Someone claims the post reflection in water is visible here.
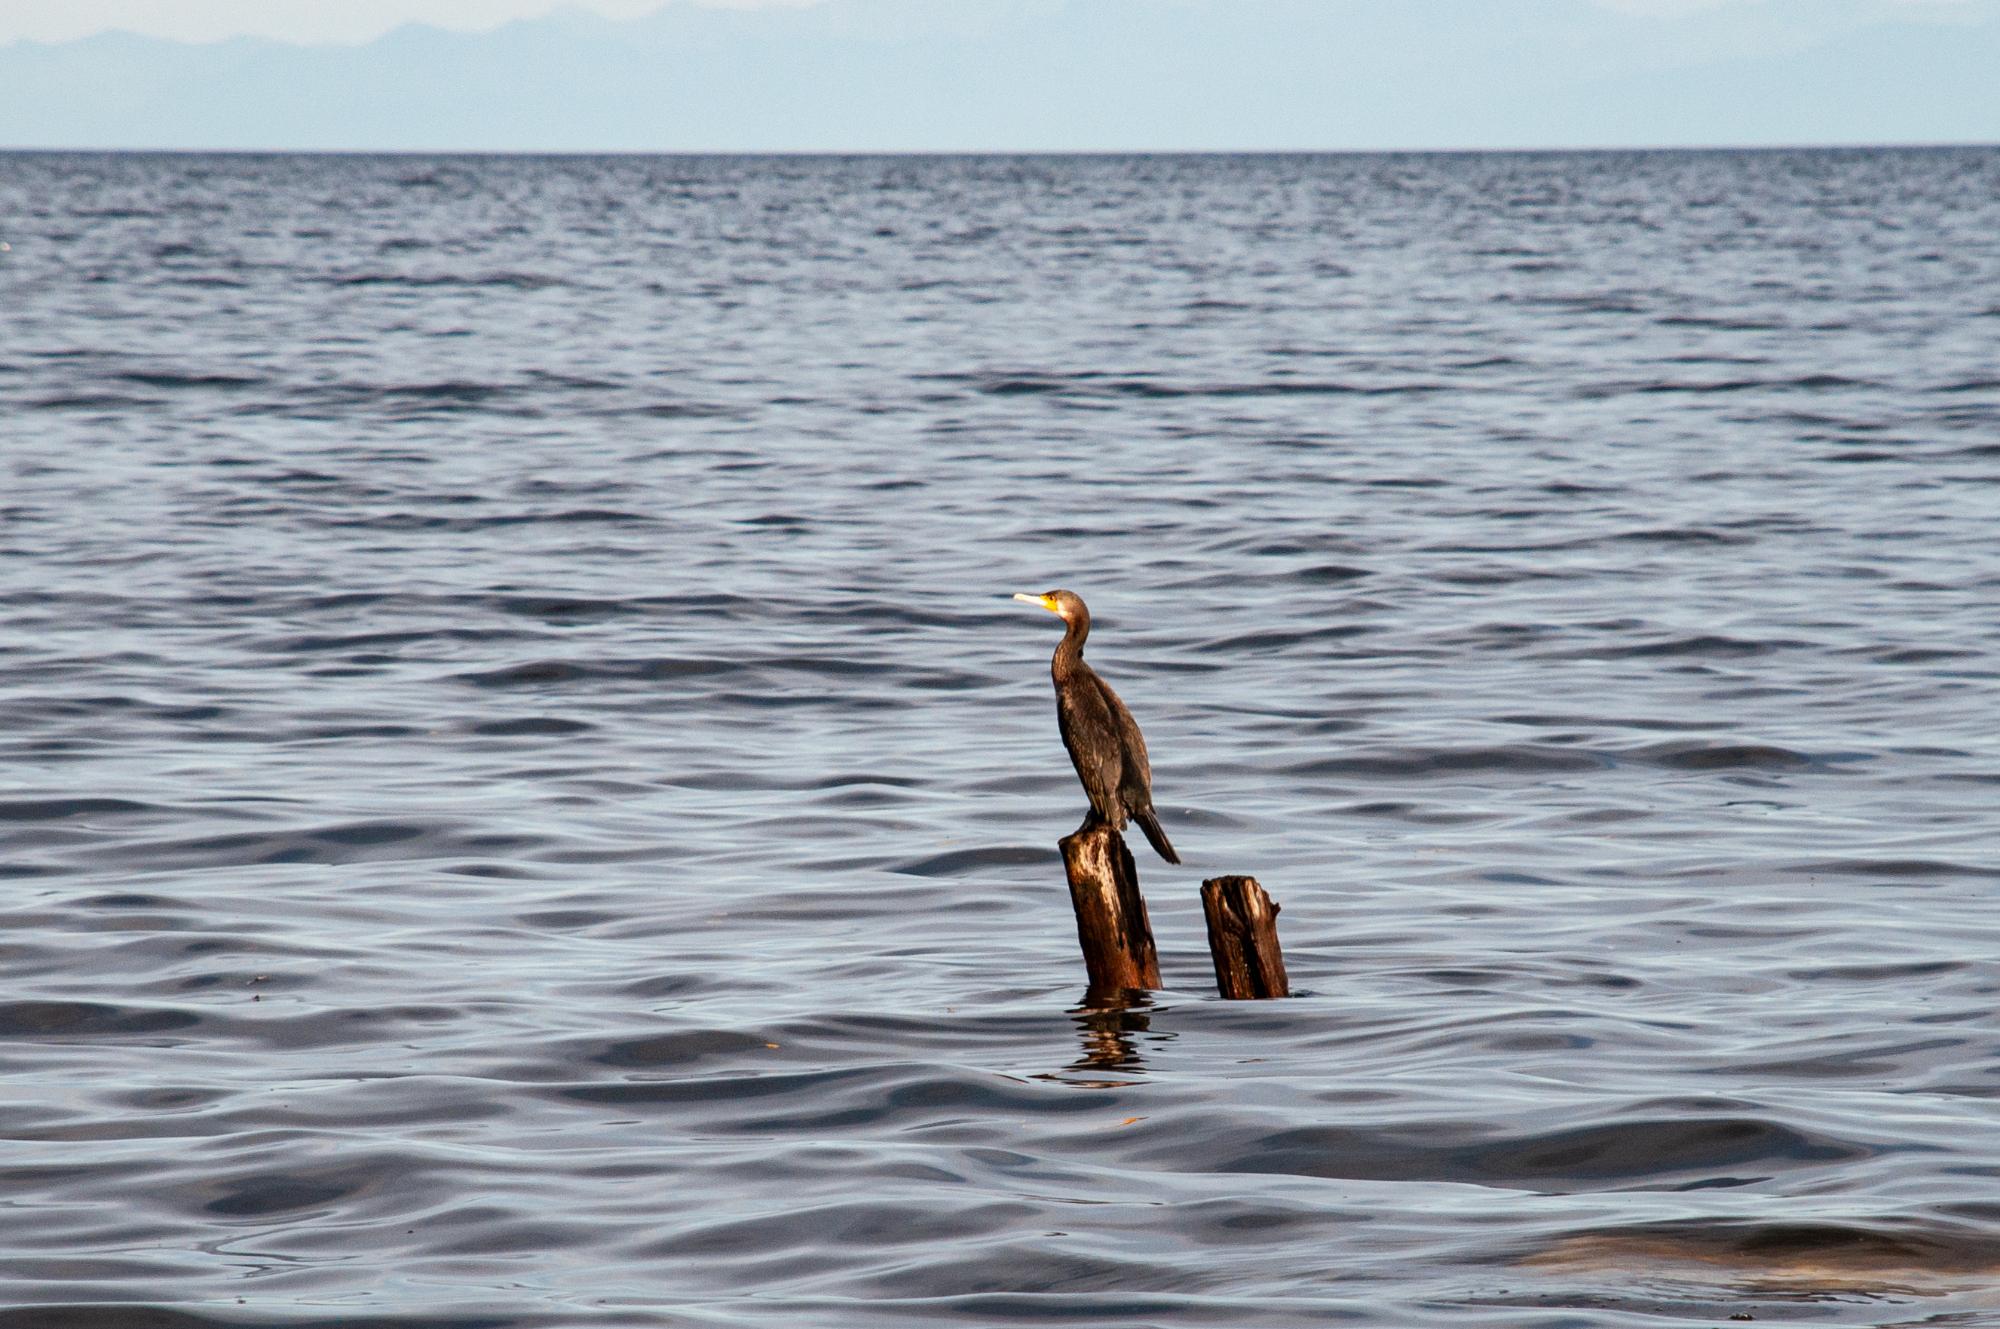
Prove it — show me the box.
[1067,990,1163,1081]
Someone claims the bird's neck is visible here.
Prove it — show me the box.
[1051,617,1088,681]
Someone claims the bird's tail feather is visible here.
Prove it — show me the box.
[1134,810,1180,865]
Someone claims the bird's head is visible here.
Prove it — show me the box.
[1012,589,1087,623]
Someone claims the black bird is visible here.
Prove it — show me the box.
[1013,589,1180,864]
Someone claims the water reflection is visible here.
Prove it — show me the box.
[1522,1218,2000,1293]
[1067,990,1158,1081]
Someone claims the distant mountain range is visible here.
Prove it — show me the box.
[3,0,1997,152]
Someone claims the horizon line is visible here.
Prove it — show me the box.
[6,140,1999,157]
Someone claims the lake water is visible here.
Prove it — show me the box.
[3,146,2000,1326]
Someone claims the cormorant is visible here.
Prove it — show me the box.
[1013,589,1180,864]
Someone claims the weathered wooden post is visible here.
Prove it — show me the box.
[1201,875,1289,999]
[1058,823,1160,1000]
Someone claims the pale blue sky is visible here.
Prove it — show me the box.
[2,0,1996,151]
[4,0,1993,44]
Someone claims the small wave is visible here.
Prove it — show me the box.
[937,370,1447,399]
[589,1028,783,1068]
[0,797,156,822]
[0,1000,200,1037]
[485,595,649,621]
[523,371,623,392]
[1286,746,1605,779]
[383,379,505,401]
[1627,741,1817,771]
[1793,857,1998,879]
[1201,625,1372,652]
[1819,448,1906,463]
[554,1063,1113,1143]
[456,657,735,688]
[892,845,1050,877]
[1612,526,1755,545]
[92,820,546,870]
[1207,1114,1865,1191]
[1785,959,1965,981]
[263,627,514,654]
[206,1168,370,1217]
[466,716,593,736]
[1869,645,1979,664]
[1578,373,1869,398]
[809,773,923,791]
[28,393,164,411]
[1655,314,1785,330]
[1587,633,1790,659]
[591,399,738,419]
[82,892,188,909]
[1503,292,1646,315]
[329,270,569,290]
[116,370,266,390]
[324,508,654,531]
[550,1065,884,1110]
[1292,564,1371,584]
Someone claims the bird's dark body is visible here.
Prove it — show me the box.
[1024,589,1180,864]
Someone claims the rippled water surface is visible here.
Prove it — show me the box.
[4,148,2000,1326]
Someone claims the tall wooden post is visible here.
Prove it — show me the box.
[1201,875,1289,999]
[1058,823,1160,1000]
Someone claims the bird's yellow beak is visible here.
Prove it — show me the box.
[1012,592,1058,614]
